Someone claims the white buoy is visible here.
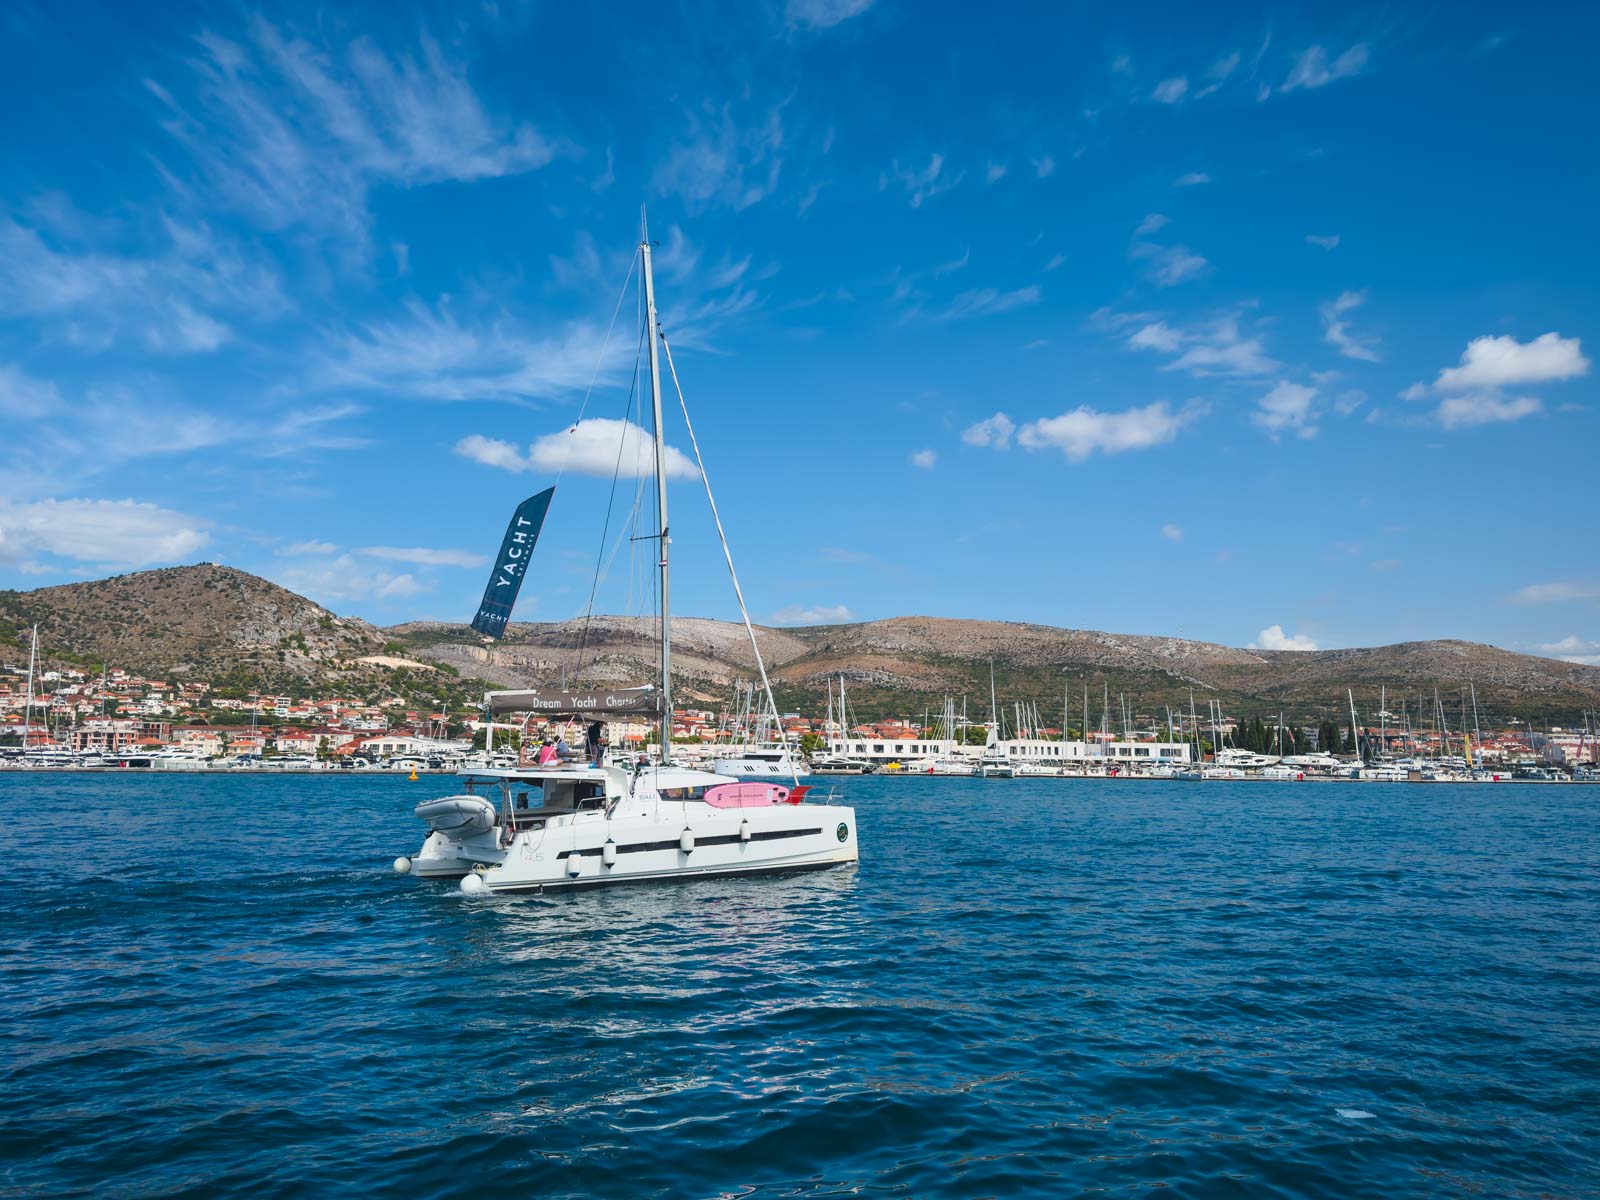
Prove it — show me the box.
[393,856,412,874]
[459,873,487,896]
[739,820,751,843]
[566,855,583,878]
[601,840,617,867]
[679,828,695,854]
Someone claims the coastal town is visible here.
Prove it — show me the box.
[4,655,1596,779]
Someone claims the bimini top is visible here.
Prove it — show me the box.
[482,685,662,717]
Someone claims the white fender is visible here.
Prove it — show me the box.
[566,854,583,878]
[739,820,751,843]
[679,828,695,854]
[601,840,617,867]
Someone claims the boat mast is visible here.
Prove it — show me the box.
[23,624,37,760]
[641,216,673,763]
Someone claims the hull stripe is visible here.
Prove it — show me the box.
[554,826,823,860]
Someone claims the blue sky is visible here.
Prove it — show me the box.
[0,0,1596,662]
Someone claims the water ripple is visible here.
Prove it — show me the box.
[3,773,1599,1198]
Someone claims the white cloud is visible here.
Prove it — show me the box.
[1151,76,1189,103]
[358,546,488,568]
[910,448,937,469]
[1032,155,1056,179]
[455,434,526,471]
[1042,253,1066,272]
[1173,172,1211,187]
[654,103,785,213]
[1533,635,1600,665]
[961,412,1015,449]
[883,153,964,207]
[1510,581,1600,605]
[281,540,338,555]
[769,603,856,626]
[275,553,425,604]
[1126,313,1280,378]
[1320,290,1381,362]
[1135,213,1171,237]
[1434,332,1589,391]
[984,161,1008,184]
[1161,523,1184,542]
[1250,624,1319,651]
[0,498,209,568]
[0,364,61,418]
[322,299,613,402]
[933,285,1041,322]
[455,420,698,481]
[1253,381,1320,439]
[1435,393,1543,429]
[1281,44,1370,92]
[786,0,875,29]
[1015,400,1205,462]
[1306,234,1341,250]
[151,19,551,242]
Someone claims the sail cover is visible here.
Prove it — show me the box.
[470,488,555,639]
[484,686,662,717]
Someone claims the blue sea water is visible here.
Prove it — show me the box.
[3,773,1599,1199]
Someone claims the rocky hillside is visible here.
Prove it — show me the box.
[388,612,1600,724]
[4,565,1597,722]
[0,565,429,699]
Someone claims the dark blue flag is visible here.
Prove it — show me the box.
[470,488,554,639]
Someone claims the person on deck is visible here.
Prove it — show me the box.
[535,737,559,766]
[555,733,579,762]
[585,721,605,767]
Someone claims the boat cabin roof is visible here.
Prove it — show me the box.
[456,764,733,788]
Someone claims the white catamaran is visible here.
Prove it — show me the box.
[396,222,858,894]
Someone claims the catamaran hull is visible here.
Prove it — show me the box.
[408,804,858,892]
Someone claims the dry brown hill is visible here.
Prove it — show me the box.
[4,565,1597,723]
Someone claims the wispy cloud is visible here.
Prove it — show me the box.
[882,153,964,207]
[932,285,1041,322]
[151,18,553,243]
[1320,290,1381,362]
[357,546,487,568]
[0,364,62,418]
[909,448,937,469]
[1129,214,1208,286]
[1161,523,1184,542]
[769,603,856,625]
[320,299,613,403]
[1306,233,1341,250]
[1172,172,1211,187]
[1510,581,1600,605]
[1532,634,1600,665]
[1281,44,1370,92]
[654,102,785,213]
[1151,76,1189,103]
[0,213,284,354]
[1123,312,1280,377]
[786,0,876,30]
